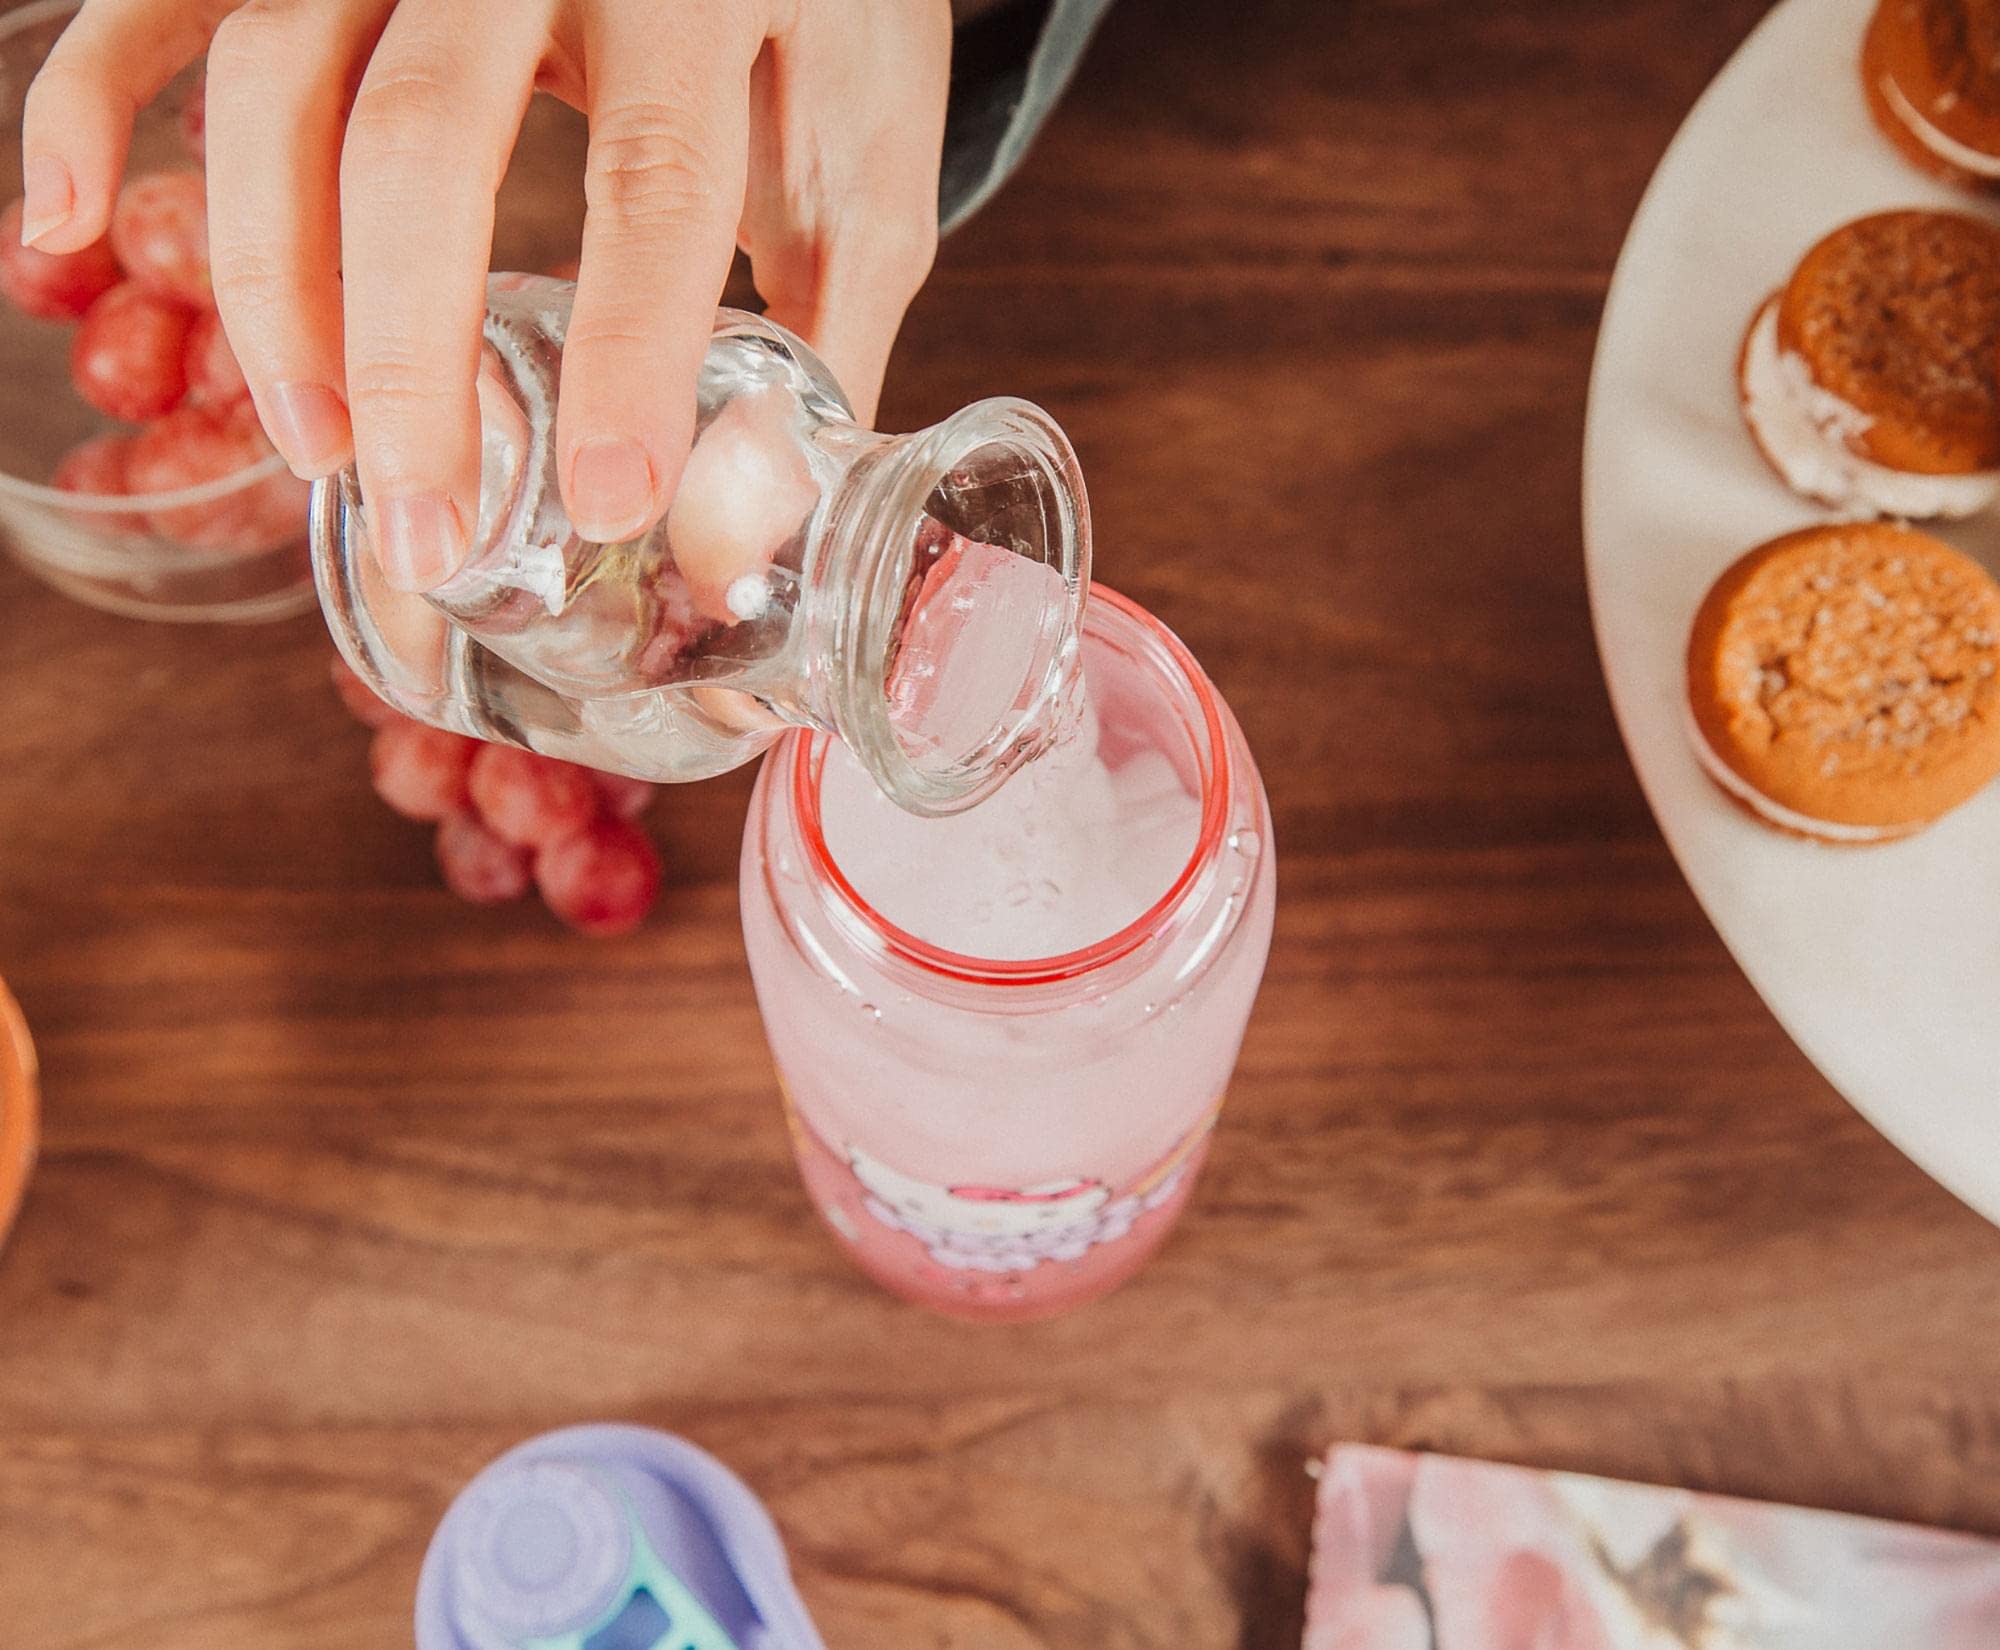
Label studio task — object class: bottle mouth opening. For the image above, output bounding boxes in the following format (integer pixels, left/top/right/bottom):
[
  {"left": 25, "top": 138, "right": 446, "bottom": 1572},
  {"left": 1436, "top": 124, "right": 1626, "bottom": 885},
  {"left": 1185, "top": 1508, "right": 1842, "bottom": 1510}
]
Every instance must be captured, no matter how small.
[
  {"left": 793, "top": 585, "right": 1234, "bottom": 988},
  {"left": 837, "top": 399, "right": 1090, "bottom": 818}
]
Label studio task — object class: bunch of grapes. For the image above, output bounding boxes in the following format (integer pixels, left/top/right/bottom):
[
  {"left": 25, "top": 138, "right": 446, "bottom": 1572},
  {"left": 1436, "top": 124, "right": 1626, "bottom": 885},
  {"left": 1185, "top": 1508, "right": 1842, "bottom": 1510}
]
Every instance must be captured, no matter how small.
[
  {"left": 332, "top": 658, "right": 665, "bottom": 937},
  {"left": 0, "top": 93, "right": 304, "bottom": 551}
]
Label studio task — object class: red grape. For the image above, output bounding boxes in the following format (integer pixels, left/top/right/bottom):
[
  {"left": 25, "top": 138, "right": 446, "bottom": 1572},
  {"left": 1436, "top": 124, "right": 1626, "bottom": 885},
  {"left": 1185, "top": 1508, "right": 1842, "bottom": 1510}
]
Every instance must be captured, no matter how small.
[
  {"left": 184, "top": 310, "right": 248, "bottom": 407},
  {"left": 70, "top": 283, "right": 194, "bottom": 421},
  {"left": 635, "top": 563, "right": 713, "bottom": 681},
  {"left": 109, "top": 171, "right": 210, "bottom": 307},
  {"left": 126, "top": 404, "right": 302, "bottom": 551},
  {"left": 534, "top": 817, "right": 663, "bottom": 936},
  {"left": 52, "top": 431, "right": 131, "bottom": 494},
  {"left": 369, "top": 719, "right": 475, "bottom": 821},
  {"left": 330, "top": 655, "right": 397, "bottom": 729},
  {"left": 0, "top": 198, "right": 122, "bottom": 321},
  {"left": 588, "top": 769, "right": 656, "bottom": 821},
  {"left": 435, "top": 812, "right": 532, "bottom": 904},
  {"left": 180, "top": 79, "right": 206, "bottom": 164},
  {"left": 51, "top": 433, "right": 146, "bottom": 532},
  {"left": 228, "top": 402, "right": 311, "bottom": 544},
  {"left": 467, "top": 745, "right": 601, "bottom": 849}
]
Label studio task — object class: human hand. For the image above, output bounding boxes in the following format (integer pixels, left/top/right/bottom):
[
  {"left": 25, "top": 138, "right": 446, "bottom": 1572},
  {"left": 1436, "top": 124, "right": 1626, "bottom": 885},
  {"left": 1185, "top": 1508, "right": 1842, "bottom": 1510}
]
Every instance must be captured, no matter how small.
[{"left": 22, "top": 0, "right": 951, "bottom": 590}]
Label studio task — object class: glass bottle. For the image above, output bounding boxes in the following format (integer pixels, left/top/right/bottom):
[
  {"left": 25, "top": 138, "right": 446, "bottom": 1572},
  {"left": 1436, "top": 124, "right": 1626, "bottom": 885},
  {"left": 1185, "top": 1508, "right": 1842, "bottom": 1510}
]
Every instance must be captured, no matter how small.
[
  {"left": 313, "top": 275, "right": 1090, "bottom": 816},
  {"left": 740, "top": 587, "right": 1278, "bottom": 1321}
]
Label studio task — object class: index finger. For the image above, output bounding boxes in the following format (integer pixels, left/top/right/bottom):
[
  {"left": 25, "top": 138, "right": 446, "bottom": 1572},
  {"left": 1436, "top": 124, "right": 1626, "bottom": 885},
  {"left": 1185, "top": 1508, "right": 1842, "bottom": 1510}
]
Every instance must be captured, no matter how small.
[
  {"left": 553, "top": 2, "right": 757, "bottom": 544},
  {"left": 337, "top": 0, "right": 544, "bottom": 591}
]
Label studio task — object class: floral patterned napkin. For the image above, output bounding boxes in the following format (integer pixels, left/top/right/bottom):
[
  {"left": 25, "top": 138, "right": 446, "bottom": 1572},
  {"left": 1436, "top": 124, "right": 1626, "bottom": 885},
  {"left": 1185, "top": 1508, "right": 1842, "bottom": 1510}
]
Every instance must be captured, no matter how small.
[{"left": 1305, "top": 1445, "right": 2000, "bottom": 1649}]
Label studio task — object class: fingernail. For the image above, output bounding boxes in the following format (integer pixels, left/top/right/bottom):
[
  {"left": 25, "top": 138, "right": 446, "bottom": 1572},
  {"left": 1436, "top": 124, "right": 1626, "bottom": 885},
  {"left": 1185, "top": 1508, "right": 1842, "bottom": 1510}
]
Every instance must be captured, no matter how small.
[
  {"left": 265, "top": 381, "right": 352, "bottom": 479},
  {"left": 20, "top": 155, "right": 73, "bottom": 246},
  {"left": 568, "top": 436, "right": 655, "bottom": 543},
  {"left": 374, "top": 491, "right": 467, "bottom": 593}
]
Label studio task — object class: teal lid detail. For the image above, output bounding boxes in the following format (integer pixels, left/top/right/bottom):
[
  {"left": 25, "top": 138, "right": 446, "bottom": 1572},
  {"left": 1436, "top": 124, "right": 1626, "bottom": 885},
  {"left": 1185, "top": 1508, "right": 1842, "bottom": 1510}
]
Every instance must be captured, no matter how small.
[{"left": 524, "top": 1504, "right": 743, "bottom": 1650}]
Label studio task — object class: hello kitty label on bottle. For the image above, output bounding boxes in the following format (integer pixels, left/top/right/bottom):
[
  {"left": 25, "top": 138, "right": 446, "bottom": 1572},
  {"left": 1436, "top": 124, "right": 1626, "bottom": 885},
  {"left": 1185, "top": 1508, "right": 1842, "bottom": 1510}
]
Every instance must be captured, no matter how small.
[{"left": 782, "top": 1089, "right": 1221, "bottom": 1318}]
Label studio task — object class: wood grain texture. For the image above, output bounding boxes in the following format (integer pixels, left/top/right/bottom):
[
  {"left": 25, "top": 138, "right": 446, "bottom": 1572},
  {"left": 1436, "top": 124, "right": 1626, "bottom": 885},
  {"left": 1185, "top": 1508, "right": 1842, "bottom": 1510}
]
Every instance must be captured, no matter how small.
[{"left": 7, "top": 0, "right": 2000, "bottom": 1645}]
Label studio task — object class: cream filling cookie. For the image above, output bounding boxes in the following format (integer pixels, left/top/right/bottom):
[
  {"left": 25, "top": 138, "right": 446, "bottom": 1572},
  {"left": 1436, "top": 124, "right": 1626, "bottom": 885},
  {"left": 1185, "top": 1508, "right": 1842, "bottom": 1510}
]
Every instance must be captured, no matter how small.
[
  {"left": 1880, "top": 73, "right": 2000, "bottom": 179},
  {"left": 1739, "top": 297, "right": 2000, "bottom": 520},
  {"left": 1683, "top": 705, "right": 1912, "bottom": 844}
]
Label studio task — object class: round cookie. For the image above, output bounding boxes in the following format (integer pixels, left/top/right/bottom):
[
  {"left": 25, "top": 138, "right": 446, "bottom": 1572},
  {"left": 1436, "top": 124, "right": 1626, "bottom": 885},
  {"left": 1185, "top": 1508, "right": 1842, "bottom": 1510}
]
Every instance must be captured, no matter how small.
[
  {"left": 1775, "top": 210, "right": 2000, "bottom": 475},
  {"left": 1863, "top": 0, "right": 2000, "bottom": 190},
  {"left": 1737, "top": 289, "right": 2000, "bottom": 518},
  {"left": 1687, "top": 523, "right": 2000, "bottom": 841}
]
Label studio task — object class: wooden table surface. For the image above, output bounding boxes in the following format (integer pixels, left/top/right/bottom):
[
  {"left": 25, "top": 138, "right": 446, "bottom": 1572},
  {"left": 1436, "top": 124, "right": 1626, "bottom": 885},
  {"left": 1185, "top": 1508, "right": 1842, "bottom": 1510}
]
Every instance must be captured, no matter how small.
[{"left": 8, "top": 1, "right": 2000, "bottom": 1644}]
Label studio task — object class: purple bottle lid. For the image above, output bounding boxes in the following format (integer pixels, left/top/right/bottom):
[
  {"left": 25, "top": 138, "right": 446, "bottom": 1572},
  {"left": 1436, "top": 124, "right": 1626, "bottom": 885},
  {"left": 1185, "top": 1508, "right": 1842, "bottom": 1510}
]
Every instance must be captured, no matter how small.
[{"left": 416, "top": 1424, "right": 825, "bottom": 1650}]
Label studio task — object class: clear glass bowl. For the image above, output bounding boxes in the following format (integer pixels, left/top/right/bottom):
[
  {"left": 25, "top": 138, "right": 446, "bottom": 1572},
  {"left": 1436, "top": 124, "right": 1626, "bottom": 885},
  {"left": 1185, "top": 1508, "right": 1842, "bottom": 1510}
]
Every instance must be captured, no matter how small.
[
  {"left": 0, "top": 0, "right": 310, "bottom": 619},
  {"left": 0, "top": 0, "right": 590, "bottom": 623}
]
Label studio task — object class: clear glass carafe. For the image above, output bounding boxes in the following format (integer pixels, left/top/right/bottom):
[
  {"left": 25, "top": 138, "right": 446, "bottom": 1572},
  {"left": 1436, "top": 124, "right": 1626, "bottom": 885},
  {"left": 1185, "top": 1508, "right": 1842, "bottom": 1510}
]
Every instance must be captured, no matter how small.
[{"left": 312, "top": 275, "right": 1090, "bottom": 815}]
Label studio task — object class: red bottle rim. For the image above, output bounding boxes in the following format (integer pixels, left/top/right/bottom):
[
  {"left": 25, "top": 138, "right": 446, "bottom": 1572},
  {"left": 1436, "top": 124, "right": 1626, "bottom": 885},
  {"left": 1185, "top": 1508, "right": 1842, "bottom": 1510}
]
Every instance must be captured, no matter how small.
[{"left": 788, "top": 584, "right": 1234, "bottom": 989}]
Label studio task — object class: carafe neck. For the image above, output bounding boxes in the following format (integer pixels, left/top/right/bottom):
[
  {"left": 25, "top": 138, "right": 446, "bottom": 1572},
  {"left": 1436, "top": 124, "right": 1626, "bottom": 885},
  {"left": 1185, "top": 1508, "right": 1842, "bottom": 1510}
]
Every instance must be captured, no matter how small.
[{"left": 799, "top": 397, "right": 1091, "bottom": 816}]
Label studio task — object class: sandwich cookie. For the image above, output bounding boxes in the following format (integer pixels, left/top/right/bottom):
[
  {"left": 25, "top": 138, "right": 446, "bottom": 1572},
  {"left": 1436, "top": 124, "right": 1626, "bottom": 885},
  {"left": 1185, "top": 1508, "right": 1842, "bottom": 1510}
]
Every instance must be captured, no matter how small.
[
  {"left": 1738, "top": 210, "right": 2000, "bottom": 519},
  {"left": 1686, "top": 522, "right": 2000, "bottom": 842},
  {"left": 1864, "top": 0, "right": 2000, "bottom": 190}
]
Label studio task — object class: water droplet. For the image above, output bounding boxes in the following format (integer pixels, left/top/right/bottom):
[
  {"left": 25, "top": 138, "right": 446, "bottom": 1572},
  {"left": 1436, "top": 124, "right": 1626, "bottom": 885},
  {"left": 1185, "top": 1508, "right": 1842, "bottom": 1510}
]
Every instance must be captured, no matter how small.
[
  {"left": 1228, "top": 828, "right": 1262, "bottom": 859},
  {"left": 859, "top": 1002, "right": 882, "bottom": 1023}
]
